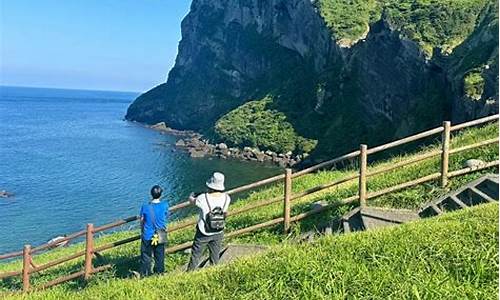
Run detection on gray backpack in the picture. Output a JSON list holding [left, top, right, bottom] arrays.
[[204, 194, 228, 233]]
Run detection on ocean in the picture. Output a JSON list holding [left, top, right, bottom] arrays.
[[0, 86, 281, 254]]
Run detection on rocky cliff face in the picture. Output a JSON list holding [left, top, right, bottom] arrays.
[[126, 0, 336, 130], [126, 0, 498, 159], [308, 19, 448, 156]]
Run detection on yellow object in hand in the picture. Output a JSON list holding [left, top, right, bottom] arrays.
[[151, 233, 159, 246]]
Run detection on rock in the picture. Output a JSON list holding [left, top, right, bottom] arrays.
[[175, 139, 186, 147], [311, 200, 328, 211], [278, 160, 288, 168], [217, 143, 228, 150], [464, 159, 485, 168], [189, 138, 205, 148], [0, 190, 13, 198], [150, 122, 168, 131], [265, 150, 277, 157], [285, 151, 293, 157], [189, 149, 206, 158], [255, 152, 266, 162], [243, 146, 253, 152]]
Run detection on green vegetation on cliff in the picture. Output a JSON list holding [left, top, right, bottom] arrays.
[[316, 0, 381, 42], [214, 96, 318, 154], [317, 0, 491, 55], [464, 70, 486, 100]]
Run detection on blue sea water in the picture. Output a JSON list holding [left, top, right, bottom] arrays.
[[0, 86, 281, 253]]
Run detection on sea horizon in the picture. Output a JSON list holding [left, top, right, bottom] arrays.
[[0, 84, 142, 95]]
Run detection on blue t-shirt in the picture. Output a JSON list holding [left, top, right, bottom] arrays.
[[140, 201, 169, 241]]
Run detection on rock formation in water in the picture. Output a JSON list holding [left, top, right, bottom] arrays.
[[126, 0, 498, 159]]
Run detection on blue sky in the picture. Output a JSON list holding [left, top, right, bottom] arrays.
[[0, 0, 192, 92]]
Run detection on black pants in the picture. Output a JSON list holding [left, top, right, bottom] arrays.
[[140, 239, 165, 276], [187, 226, 223, 271]]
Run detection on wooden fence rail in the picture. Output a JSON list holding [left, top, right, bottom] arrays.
[[1, 114, 498, 292]]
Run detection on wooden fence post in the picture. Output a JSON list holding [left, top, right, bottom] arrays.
[[359, 144, 368, 208], [22, 245, 31, 292], [84, 223, 94, 280], [283, 168, 292, 234], [441, 121, 451, 188]]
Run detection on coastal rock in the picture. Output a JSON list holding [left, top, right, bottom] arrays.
[[255, 152, 266, 162], [151, 122, 168, 131], [217, 143, 228, 150], [189, 149, 207, 158], [175, 139, 187, 147], [0, 190, 13, 198], [171, 131, 301, 167]]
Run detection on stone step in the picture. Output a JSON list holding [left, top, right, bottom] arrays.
[[474, 177, 498, 200], [450, 195, 468, 209], [419, 174, 498, 218], [469, 186, 495, 203], [342, 207, 419, 233], [181, 244, 268, 270]]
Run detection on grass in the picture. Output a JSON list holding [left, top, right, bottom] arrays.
[[0, 122, 498, 297], [8, 203, 499, 299]]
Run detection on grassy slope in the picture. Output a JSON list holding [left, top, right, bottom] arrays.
[[0, 123, 498, 295], [11, 203, 499, 299]]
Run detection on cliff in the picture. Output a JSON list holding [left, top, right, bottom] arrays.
[[126, 0, 498, 159]]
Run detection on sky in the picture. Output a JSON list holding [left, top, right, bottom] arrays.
[[0, 0, 192, 92]]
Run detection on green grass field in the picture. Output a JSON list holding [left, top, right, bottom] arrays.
[[1, 122, 498, 298], [9, 203, 499, 299]]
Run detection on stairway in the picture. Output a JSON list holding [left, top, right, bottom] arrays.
[[342, 207, 419, 233], [419, 174, 498, 217], [342, 174, 499, 233]]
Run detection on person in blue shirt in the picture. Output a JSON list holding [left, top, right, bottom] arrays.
[[139, 185, 168, 276]]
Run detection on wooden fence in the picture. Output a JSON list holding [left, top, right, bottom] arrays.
[[1, 114, 498, 292]]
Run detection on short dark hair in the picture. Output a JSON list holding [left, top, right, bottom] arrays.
[[150, 185, 163, 199]]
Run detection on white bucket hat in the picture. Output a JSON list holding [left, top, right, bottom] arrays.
[[206, 172, 225, 191]]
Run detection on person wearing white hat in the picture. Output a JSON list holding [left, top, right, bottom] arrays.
[[187, 172, 231, 271]]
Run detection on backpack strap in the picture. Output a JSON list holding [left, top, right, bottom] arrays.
[[205, 193, 212, 211]]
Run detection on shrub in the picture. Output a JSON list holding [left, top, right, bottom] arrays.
[[214, 96, 318, 154], [464, 70, 485, 100]]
